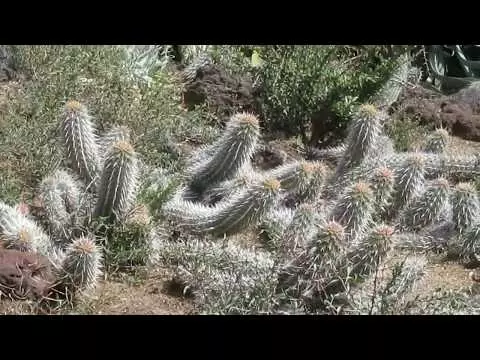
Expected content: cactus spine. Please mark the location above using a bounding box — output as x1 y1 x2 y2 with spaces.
59 236 103 296
452 182 480 234
38 170 80 237
93 140 139 222
60 100 101 187
389 153 426 217
400 178 450 231
187 112 260 193
423 128 449 154
335 104 385 178
165 178 281 236
0 202 51 255
330 181 375 242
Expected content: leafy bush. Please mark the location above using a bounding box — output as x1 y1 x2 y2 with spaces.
254 45 411 146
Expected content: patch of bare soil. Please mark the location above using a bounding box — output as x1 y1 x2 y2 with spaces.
0 267 196 315
76 268 196 315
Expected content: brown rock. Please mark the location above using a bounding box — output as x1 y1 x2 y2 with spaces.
0 249 56 301
182 63 260 124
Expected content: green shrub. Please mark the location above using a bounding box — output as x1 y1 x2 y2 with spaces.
255 45 410 146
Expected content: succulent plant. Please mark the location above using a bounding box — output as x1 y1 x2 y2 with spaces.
58 236 103 297
59 100 101 187
186 112 260 194
452 182 480 234
93 140 139 223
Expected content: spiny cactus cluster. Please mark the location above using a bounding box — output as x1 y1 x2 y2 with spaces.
0 100 142 304
148 79 480 314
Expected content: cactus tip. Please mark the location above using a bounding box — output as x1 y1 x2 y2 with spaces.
263 178 281 192
65 100 83 112
358 103 379 118
113 140 135 155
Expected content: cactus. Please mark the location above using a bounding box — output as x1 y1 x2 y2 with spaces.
59 236 103 296
187 112 260 194
460 222 480 261
400 178 450 231
59 100 101 187
423 128 449 154
347 224 394 282
389 153 426 218
277 220 347 311
329 181 375 242
282 204 321 256
0 202 52 255
370 52 411 109
165 178 281 236
38 170 80 238
452 182 480 234
259 207 295 250
335 104 386 179
370 166 395 219
93 140 139 223
150 236 277 314
99 125 131 159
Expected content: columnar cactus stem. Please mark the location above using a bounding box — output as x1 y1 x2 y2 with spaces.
400 178 450 231
38 170 80 237
452 182 480 234
370 166 395 219
282 204 319 255
277 221 347 310
423 128 449 154
335 104 385 178
187 112 260 193
165 178 281 236
389 153 426 218
329 181 375 242
59 236 103 296
0 202 52 256
59 100 101 187
460 222 480 261
347 224 394 282
93 140 139 223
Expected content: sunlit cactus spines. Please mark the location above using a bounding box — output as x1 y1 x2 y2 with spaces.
370 52 411 109
389 153 426 217
347 224 394 281
48 170 81 214
330 181 375 242
283 203 319 255
424 128 449 154
452 182 480 234
187 112 260 193
0 202 52 255
203 164 259 204
60 100 101 187
370 166 395 218
277 220 347 310
460 222 480 262
400 178 450 231
93 140 139 223
59 236 103 296
335 103 385 178
259 207 295 249
165 178 281 236
99 125 131 158
269 160 328 201
38 169 81 237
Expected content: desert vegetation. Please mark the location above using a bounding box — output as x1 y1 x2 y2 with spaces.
1 45 480 315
